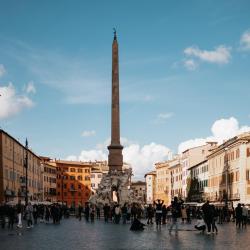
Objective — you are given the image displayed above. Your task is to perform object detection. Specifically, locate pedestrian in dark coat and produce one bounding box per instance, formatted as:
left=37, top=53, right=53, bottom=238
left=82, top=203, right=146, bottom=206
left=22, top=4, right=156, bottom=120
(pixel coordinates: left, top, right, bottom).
left=202, top=200, right=213, bottom=234
left=235, top=203, right=243, bottom=229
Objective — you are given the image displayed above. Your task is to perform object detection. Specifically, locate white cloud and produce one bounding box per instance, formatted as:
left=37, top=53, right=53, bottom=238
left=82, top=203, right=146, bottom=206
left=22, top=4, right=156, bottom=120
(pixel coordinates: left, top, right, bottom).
left=0, top=64, right=6, bottom=77
left=66, top=138, right=170, bottom=180
left=0, top=83, right=34, bottom=119
left=123, top=142, right=170, bottom=179
left=240, top=30, right=250, bottom=51
left=154, top=112, right=174, bottom=124
left=184, top=45, right=231, bottom=64
left=25, top=81, right=36, bottom=94
left=81, top=130, right=96, bottom=137
left=158, top=113, right=174, bottom=119
left=183, top=59, right=199, bottom=71
left=178, top=117, right=250, bottom=153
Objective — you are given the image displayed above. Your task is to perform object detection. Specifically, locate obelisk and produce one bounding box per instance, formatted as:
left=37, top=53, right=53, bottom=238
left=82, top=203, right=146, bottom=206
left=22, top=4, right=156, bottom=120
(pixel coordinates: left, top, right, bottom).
left=108, top=30, right=123, bottom=172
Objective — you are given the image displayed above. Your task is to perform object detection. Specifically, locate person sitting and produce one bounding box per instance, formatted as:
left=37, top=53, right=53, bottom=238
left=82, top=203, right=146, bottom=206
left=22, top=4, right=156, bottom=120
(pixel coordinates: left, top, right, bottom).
left=130, top=218, right=145, bottom=231
left=195, top=215, right=206, bottom=233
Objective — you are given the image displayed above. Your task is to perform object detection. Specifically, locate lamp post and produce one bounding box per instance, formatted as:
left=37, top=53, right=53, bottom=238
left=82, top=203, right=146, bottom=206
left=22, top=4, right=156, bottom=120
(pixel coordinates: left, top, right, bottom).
left=61, top=170, right=64, bottom=205
left=25, top=138, right=29, bottom=206
left=224, top=147, right=229, bottom=207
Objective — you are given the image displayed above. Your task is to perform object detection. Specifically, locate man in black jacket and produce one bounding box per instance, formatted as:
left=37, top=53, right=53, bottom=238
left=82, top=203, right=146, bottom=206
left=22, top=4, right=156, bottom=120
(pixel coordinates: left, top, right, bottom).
left=202, top=200, right=213, bottom=234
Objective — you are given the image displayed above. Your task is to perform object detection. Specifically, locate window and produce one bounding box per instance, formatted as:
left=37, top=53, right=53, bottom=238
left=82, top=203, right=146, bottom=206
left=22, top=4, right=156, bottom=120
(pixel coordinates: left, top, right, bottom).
left=85, top=169, right=89, bottom=173
left=85, top=176, right=90, bottom=181
left=78, top=184, right=81, bottom=189
left=246, top=170, right=250, bottom=181
left=63, top=184, right=67, bottom=189
left=70, top=176, right=75, bottom=180
left=91, top=174, right=95, bottom=178
left=236, top=149, right=240, bottom=158
left=236, top=171, right=239, bottom=182
left=247, top=148, right=250, bottom=157
left=78, top=169, right=83, bottom=173
left=64, top=192, right=67, bottom=197
left=70, top=168, right=75, bottom=172
left=77, top=176, right=83, bottom=181
left=97, top=174, right=102, bottom=178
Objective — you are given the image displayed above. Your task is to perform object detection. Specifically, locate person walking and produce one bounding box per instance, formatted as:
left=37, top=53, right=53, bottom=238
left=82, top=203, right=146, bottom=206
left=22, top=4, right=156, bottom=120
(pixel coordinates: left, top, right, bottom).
left=131, top=203, right=137, bottom=221
left=181, top=205, right=187, bottom=224
left=242, top=204, right=248, bottom=228
left=235, top=203, right=243, bottom=229
left=211, top=205, right=218, bottom=234
left=146, top=204, right=154, bottom=225
left=16, top=200, right=23, bottom=228
left=90, top=205, right=95, bottom=223
left=162, top=205, right=167, bottom=224
left=202, top=200, right=213, bottom=234
left=78, top=204, right=83, bottom=221
left=85, top=203, right=90, bottom=222
left=33, top=204, right=38, bottom=224
left=45, top=205, right=51, bottom=223
left=103, top=203, right=110, bottom=223
left=121, top=203, right=128, bottom=224
left=154, top=199, right=164, bottom=227
left=186, top=205, right=191, bottom=224
left=169, top=197, right=181, bottom=235
left=7, top=205, right=15, bottom=230
left=127, top=204, right=131, bottom=222
left=25, top=203, right=33, bottom=229
left=96, top=205, right=101, bottom=220
left=114, top=204, right=121, bottom=224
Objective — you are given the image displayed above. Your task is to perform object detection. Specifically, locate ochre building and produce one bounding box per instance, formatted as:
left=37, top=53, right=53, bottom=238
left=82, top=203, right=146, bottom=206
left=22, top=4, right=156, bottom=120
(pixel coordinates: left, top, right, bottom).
left=0, top=129, right=42, bottom=203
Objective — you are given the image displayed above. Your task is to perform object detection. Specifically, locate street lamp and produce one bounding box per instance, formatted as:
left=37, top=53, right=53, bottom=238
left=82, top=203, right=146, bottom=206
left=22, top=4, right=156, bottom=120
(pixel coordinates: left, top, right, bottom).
left=61, top=170, right=64, bottom=205
left=25, top=138, right=29, bottom=206
left=224, top=147, right=229, bottom=207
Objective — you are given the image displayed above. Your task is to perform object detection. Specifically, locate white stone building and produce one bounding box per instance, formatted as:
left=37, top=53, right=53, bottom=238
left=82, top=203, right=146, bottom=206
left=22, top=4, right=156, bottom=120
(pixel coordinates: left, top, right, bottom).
left=144, top=171, right=156, bottom=204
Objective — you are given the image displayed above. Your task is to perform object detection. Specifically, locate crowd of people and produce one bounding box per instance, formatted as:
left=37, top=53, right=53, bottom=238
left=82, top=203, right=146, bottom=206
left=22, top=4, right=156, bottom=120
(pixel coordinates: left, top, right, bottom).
left=0, top=201, right=70, bottom=230
left=0, top=198, right=249, bottom=235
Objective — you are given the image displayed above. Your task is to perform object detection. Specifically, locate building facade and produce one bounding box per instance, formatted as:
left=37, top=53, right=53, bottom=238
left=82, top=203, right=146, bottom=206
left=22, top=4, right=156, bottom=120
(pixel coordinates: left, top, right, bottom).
left=131, top=181, right=146, bottom=203
left=40, top=158, right=57, bottom=202
left=90, top=161, right=109, bottom=194
left=0, top=130, right=42, bottom=203
left=207, top=133, right=250, bottom=205
left=169, top=158, right=183, bottom=200
left=144, top=171, right=156, bottom=204
left=48, top=160, right=92, bottom=207
left=188, top=160, right=209, bottom=202
left=155, top=161, right=170, bottom=205
left=181, top=142, right=217, bottom=199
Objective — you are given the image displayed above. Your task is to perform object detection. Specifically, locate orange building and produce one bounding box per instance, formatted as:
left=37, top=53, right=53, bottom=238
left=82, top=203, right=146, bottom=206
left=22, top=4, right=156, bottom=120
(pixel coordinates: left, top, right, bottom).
left=49, top=160, right=92, bottom=207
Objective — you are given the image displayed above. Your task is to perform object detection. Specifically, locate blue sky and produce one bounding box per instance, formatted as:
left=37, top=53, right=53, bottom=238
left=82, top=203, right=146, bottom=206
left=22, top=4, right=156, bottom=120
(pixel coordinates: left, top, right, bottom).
left=0, top=0, right=250, bottom=178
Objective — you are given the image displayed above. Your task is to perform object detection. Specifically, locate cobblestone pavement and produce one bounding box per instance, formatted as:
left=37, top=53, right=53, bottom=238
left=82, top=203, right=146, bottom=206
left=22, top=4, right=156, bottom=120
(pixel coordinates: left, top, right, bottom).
left=0, top=219, right=250, bottom=250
